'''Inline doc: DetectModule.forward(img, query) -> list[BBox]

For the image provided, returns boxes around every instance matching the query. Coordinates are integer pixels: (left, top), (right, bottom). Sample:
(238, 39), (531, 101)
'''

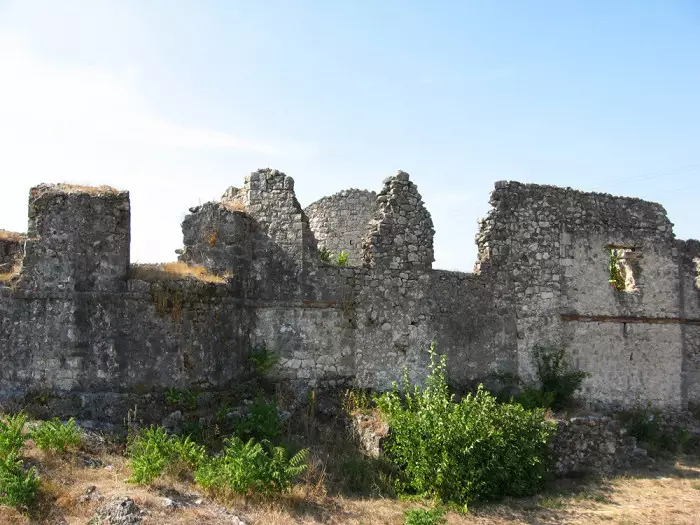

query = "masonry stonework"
(305, 189), (377, 266)
(0, 171), (698, 421)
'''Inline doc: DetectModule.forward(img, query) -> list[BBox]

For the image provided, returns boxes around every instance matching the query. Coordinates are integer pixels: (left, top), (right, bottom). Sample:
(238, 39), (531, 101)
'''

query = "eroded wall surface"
(0, 170), (697, 420)
(305, 189), (377, 266)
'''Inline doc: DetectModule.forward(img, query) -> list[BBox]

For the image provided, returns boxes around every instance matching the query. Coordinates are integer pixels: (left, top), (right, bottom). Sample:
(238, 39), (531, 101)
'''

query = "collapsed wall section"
(221, 169), (318, 300)
(20, 184), (130, 292)
(477, 181), (687, 409)
(0, 230), (24, 274)
(305, 189), (377, 266)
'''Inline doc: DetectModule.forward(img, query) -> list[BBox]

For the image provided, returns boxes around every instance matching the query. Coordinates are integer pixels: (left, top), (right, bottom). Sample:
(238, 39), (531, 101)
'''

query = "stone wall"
(0, 231), (24, 273)
(305, 189), (376, 266)
(0, 170), (698, 421)
(475, 181), (694, 410)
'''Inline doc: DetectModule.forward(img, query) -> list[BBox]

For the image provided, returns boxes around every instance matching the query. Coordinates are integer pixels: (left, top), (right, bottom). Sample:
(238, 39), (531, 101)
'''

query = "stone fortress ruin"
(0, 169), (698, 421)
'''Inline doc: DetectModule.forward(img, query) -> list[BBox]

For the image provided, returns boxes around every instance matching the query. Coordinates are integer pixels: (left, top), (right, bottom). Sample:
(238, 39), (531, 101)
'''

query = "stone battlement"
(0, 169), (698, 421)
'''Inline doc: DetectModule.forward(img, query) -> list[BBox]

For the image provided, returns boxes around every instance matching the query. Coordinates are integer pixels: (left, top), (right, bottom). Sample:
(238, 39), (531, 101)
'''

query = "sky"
(0, 1), (698, 271)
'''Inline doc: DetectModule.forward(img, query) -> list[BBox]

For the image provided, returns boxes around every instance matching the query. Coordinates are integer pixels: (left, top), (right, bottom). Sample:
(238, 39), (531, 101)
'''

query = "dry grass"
(2, 438), (699, 525)
(129, 262), (227, 284)
(0, 230), (24, 242)
(33, 183), (121, 196)
(0, 261), (21, 284)
(220, 200), (247, 212)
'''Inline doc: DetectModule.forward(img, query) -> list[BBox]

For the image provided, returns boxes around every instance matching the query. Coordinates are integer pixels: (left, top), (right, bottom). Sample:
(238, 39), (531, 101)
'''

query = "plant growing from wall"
(248, 343), (279, 375)
(519, 345), (588, 411)
(608, 248), (626, 291)
(336, 250), (350, 267)
(318, 246), (332, 264)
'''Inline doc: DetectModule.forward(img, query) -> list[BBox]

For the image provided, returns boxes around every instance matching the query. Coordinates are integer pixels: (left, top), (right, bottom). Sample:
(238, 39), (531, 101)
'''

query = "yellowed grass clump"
(220, 200), (247, 212)
(0, 229), (24, 242)
(129, 262), (226, 284)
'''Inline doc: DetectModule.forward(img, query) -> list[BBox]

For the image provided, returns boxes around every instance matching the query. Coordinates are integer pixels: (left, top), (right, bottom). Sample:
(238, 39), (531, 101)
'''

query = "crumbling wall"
(21, 184), (130, 293)
(178, 202), (253, 296)
(0, 231), (24, 273)
(0, 170), (697, 421)
(220, 169), (317, 300)
(680, 240), (700, 406)
(476, 181), (688, 409)
(305, 189), (377, 266)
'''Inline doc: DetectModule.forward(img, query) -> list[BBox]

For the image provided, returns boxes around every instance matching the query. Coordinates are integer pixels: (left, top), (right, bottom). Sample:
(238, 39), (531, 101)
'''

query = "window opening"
(607, 247), (637, 293)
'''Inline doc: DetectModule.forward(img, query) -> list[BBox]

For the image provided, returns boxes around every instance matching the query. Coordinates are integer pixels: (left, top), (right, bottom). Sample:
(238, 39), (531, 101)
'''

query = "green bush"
(127, 426), (206, 484)
(528, 345), (587, 410)
(0, 413), (28, 456)
(375, 342), (556, 506)
(249, 344), (279, 375)
(617, 409), (691, 457)
(234, 397), (281, 441)
(403, 507), (447, 525)
(0, 451), (39, 507)
(31, 418), (82, 452)
(195, 437), (308, 498)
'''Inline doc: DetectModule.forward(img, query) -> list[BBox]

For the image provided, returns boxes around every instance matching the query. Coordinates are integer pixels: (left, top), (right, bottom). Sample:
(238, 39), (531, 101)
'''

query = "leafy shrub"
(195, 437), (308, 498)
(165, 388), (199, 410)
(127, 426), (206, 484)
(248, 343), (279, 375)
(617, 408), (691, 457)
(515, 387), (557, 411)
(234, 397), (281, 441)
(375, 342), (556, 506)
(0, 413), (28, 456)
(529, 345), (587, 410)
(0, 451), (39, 507)
(404, 507), (447, 525)
(31, 418), (82, 452)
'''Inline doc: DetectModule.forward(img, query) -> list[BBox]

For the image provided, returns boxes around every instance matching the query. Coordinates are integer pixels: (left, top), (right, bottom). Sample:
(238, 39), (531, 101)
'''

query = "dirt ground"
(1, 436), (698, 525)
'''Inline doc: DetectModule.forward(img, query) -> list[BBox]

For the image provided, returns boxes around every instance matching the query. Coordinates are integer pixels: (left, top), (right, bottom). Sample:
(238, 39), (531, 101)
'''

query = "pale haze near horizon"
(0, 1), (698, 271)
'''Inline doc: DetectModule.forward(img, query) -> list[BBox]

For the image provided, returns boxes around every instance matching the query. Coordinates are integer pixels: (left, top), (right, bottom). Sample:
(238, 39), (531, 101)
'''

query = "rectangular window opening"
(607, 246), (638, 293)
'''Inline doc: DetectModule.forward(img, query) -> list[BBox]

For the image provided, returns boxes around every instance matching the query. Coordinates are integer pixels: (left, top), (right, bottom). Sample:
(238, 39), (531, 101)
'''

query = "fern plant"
(127, 426), (206, 484)
(31, 418), (82, 452)
(195, 437), (308, 497)
(0, 451), (39, 507)
(0, 413), (28, 457)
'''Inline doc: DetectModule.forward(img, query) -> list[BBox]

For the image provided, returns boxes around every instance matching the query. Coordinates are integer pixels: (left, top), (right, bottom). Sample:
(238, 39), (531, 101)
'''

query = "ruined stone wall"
(220, 169), (318, 300)
(476, 181), (691, 409)
(0, 171), (697, 421)
(305, 189), (377, 266)
(0, 231), (24, 273)
(680, 240), (700, 405)
(21, 185), (130, 293)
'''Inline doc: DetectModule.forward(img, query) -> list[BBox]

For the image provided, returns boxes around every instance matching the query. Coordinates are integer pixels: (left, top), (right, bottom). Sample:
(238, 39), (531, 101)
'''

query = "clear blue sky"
(1, 1), (698, 270)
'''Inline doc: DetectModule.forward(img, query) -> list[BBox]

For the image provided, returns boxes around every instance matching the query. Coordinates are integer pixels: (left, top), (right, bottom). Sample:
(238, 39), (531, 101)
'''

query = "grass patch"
(33, 183), (121, 196)
(0, 230), (24, 242)
(129, 262), (226, 284)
